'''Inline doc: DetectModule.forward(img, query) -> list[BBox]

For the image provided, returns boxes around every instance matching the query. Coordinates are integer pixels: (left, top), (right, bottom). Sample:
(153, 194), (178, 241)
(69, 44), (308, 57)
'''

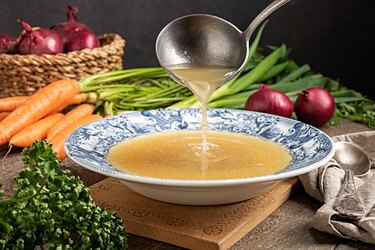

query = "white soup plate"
(65, 108), (334, 205)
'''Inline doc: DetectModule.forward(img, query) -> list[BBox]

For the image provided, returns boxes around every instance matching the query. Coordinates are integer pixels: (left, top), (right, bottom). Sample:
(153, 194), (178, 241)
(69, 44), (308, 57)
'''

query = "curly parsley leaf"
(0, 140), (127, 249)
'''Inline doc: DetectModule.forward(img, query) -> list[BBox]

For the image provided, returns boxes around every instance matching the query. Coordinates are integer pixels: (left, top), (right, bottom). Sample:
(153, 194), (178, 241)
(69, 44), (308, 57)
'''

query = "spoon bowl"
(155, 0), (291, 86)
(334, 141), (370, 176)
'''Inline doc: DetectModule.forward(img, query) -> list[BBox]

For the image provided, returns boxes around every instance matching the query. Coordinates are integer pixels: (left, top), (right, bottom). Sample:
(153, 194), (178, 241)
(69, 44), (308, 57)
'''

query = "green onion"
(77, 21), (375, 128)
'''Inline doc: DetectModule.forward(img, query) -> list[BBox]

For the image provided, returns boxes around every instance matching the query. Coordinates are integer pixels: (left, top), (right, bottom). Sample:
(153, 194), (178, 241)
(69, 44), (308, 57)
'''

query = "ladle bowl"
(156, 0), (291, 85)
(156, 14), (246, 71)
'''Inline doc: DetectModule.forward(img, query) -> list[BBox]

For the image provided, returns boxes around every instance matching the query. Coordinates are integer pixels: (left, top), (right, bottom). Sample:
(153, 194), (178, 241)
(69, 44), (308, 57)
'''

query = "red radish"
(0, 34), (17, 54)
(65, 29), (99, 52)
(51, 5), (91, 45)
(244, 84), (294, 118)
(294, 87), (336, 127)
(17, 20), (63, 55)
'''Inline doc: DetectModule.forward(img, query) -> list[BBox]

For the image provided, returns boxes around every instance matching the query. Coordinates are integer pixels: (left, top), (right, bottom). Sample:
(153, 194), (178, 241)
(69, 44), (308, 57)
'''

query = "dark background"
(1, 0), (374, 100)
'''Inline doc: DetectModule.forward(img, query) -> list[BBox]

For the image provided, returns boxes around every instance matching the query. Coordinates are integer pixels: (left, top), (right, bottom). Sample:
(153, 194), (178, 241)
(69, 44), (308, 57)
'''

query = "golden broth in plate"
(107, 130), (291, 180)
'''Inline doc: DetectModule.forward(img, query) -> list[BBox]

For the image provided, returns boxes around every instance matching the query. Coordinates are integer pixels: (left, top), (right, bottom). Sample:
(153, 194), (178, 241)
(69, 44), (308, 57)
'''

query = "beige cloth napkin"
(299, 130), (375, 244)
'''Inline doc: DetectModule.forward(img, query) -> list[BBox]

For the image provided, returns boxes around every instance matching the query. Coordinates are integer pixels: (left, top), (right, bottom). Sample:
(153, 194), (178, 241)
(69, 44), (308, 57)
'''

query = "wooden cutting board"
(90, 177), (299, 250)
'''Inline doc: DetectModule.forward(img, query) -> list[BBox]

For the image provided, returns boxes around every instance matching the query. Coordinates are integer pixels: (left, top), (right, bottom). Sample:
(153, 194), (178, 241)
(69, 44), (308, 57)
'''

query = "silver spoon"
(333, 141), (371, 218)
(155, 0), (291, 84)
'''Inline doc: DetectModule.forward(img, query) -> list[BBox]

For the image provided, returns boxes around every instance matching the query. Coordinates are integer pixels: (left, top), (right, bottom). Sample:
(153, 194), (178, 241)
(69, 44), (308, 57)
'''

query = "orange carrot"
(49, 114), (102, 160)
(0, 96), (29, 112)
(0, 93), (80, 114)
(70, 93), (88, 105)
(10, 113), (64, 148)
(0, 79), (80, 146)
(52, 93), (88, 113)
(0, 112), (10, 121)
(47, 103), (95, 140)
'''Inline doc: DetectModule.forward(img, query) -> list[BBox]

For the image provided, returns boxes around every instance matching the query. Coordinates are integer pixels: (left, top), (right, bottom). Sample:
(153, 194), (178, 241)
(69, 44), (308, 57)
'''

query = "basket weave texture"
(0, 33), (125, 98)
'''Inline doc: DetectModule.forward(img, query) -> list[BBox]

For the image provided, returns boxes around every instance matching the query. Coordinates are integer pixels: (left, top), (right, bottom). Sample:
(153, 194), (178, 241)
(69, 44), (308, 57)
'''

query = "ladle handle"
(244, 0), (291, 41)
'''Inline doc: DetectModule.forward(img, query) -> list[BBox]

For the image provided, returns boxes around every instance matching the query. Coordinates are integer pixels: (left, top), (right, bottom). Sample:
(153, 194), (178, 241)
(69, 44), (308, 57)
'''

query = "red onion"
(244, 84), (294, 118)
(17, 20), (63, 55)
(294, 87), (336, 127)
(65, 29), (99, 52)
(51, 5), (91, 45)
(0, 34), (17, 54)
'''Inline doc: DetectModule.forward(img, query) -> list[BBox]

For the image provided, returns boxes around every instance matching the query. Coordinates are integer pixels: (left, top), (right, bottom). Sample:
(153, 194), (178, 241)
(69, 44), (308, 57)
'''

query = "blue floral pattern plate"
(65, 108), (334, 205)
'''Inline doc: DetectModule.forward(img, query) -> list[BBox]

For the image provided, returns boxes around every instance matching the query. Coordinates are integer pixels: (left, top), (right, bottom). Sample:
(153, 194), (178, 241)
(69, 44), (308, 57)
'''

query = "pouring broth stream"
(168, 64), (236, 152)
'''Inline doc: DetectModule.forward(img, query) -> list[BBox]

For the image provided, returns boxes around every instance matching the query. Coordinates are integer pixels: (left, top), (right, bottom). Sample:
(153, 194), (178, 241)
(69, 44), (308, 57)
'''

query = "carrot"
(47, 103), (95, 140)
(0, 112), (10, 121)
(52, 93), (88, 113)
(49, 114), (102, 160)
(0, 96), (29, 112)
(70, 93), (88, 105)
(9, 113), (64, 148)
(0, 79), (80, 146)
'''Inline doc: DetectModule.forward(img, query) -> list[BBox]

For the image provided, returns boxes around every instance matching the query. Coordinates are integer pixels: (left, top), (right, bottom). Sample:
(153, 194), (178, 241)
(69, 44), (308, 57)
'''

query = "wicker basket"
(0, 33), (125, 98)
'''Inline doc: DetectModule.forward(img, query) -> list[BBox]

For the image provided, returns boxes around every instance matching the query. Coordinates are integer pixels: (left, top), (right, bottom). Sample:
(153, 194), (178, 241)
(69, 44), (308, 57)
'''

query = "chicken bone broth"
(167, 65), (237, 152)
(107, 130), (292, 180)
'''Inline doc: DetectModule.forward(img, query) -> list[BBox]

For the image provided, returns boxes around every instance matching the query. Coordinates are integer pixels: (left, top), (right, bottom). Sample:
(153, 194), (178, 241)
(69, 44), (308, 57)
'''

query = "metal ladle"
(155, 0), (291, 85)
(333, 141), (371, 218)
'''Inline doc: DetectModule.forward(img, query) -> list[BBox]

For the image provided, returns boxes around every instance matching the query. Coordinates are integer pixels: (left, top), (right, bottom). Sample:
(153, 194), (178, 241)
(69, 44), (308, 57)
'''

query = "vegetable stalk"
(76, 23), (375, 128)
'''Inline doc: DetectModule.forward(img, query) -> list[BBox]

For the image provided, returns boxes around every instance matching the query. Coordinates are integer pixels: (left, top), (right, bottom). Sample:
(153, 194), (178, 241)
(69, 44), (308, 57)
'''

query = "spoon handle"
(333, 170), (366, 218)
(244, 0), (291, 41)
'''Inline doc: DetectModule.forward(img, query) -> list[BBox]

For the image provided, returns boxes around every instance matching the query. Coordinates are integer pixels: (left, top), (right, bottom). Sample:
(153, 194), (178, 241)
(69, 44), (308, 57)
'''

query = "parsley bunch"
(0, 140), (127, 249)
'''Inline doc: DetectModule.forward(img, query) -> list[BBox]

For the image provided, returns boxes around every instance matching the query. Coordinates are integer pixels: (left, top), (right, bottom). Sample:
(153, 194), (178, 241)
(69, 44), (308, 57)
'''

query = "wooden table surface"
(1, 118), (374, 250)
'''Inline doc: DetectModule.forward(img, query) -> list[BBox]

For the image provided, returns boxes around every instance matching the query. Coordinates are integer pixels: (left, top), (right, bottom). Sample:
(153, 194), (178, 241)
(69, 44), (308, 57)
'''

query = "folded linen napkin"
(299, 130), (375, 244)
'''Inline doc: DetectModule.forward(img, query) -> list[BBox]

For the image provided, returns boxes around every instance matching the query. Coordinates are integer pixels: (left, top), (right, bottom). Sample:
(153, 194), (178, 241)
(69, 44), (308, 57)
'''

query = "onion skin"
(51, 5), (91, 45)
(244, 84), (294, 118)
(17, 20), (63, 55)
(65, 30), (99, 52)
(52, 22), (90, 45)
(294, 87), (336, 127)
(0, 34), (17, 54)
